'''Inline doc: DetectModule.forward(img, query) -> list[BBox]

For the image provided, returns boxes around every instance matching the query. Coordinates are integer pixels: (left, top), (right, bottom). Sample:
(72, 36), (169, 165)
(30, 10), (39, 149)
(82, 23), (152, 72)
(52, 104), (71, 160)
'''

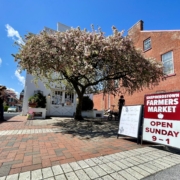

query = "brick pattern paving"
(1, 147), (180, 180)
(0, 129), (62, 135)
(0, 115), (180, 179)
(0, 116), (54, 131)
(0, 116), (143, 177)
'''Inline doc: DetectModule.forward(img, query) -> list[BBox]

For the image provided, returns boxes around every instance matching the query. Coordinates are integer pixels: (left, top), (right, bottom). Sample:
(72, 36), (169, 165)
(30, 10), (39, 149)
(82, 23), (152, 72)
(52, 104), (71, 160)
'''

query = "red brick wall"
(93, 93), (119, 111)
(93, 21), (180, 110)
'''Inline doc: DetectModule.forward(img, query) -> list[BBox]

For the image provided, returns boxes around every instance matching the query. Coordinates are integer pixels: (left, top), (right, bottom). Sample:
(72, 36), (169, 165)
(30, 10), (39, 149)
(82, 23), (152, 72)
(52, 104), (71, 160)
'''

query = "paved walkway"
(0, 115), (180, 179)
(0, 128), (62, 135)
(1, 147), (180, 180)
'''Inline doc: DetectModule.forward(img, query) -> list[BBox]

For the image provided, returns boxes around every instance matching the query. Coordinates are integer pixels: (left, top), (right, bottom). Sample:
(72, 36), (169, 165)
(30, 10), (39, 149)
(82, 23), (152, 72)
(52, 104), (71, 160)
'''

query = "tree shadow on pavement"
(52, 118), (120, 140)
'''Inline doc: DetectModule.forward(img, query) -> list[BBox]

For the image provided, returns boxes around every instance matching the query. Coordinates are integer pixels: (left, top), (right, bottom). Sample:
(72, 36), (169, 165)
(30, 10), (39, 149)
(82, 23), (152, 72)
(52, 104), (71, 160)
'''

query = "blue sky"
(0, 0), (180, 97)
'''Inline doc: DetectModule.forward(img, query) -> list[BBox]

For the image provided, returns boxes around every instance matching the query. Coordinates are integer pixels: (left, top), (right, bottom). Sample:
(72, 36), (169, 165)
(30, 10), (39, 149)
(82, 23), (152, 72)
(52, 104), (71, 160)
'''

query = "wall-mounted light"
(48, 94), (51, 97)
(76, 97), (79, 103)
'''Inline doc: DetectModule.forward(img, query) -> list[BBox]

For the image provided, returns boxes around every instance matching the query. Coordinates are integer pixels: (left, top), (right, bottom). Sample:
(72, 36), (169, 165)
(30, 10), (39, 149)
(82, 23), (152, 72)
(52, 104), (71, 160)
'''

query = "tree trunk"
(75, 94), (84, 120)
(71, 82), (85, 121)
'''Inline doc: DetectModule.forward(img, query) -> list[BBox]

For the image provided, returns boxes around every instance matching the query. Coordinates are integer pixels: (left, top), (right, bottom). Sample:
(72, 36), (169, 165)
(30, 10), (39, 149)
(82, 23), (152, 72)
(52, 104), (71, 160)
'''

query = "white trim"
(161, 51), (174, 75)
(28, 108), (46, 119)
(143, 38), (151, 51)
(141, 30), (180, 32)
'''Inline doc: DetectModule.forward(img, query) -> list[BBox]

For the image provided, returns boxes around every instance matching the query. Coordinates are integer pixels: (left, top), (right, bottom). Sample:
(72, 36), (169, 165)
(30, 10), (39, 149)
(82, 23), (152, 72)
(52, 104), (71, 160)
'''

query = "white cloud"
(15, 70), (25, 86)
(0, 58), (2, 66)
(7, 87), (19, 98)
(5, 24), (24, 44)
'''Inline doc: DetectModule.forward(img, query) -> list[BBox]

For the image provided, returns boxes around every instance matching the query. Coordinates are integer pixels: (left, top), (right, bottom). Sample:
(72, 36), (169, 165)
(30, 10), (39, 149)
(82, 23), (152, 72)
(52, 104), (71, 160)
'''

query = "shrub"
(82, 96), (94, 111)
(4, 105), (9, 112)
(28, 92), (46, 108)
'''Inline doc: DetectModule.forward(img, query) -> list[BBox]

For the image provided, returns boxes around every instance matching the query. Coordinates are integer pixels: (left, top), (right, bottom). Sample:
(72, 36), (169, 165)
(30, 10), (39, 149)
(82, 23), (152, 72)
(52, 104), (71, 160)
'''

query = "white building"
(22, 74), (78, 117)
(22, 22), (93, 117)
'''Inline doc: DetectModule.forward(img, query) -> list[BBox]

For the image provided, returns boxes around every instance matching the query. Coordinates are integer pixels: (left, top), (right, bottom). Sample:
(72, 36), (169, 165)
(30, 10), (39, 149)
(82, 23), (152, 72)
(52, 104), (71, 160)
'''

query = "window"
(114, 80), (119, 88)
(65, 92), (74, 106)
(51, 91), (63, 105)
(143, 38), (151, 51)
(162, 51), (174, 75)
(34, 90), (43, 95)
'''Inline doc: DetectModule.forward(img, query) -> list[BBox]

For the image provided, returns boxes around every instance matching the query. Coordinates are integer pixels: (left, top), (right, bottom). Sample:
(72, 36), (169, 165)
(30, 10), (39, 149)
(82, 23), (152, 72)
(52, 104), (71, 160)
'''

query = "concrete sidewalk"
(0, 116), (180, 179)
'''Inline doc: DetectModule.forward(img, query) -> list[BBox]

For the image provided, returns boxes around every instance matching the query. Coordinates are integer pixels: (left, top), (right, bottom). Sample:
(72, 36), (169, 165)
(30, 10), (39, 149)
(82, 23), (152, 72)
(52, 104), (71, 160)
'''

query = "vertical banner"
(118, 105), (142, 138)
(143, 92), (180, 149)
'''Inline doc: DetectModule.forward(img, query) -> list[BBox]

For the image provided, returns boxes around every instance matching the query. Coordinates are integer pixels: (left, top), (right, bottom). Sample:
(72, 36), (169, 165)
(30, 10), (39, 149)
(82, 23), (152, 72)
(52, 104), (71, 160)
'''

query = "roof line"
(141, 30), (180, 32)
(128, 20), (143, 32)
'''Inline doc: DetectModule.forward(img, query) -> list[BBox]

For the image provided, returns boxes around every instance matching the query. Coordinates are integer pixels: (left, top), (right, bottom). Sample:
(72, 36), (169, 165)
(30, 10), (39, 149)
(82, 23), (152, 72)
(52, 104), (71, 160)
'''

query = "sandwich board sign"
(142, 91), (180, 149)
(118, 105), (143, 138)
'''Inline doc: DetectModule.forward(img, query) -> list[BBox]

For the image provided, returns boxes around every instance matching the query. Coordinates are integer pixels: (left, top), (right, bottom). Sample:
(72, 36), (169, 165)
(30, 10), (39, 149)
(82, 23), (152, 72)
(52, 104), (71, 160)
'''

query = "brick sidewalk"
(0, 115), (146, 177)
(0, 116), (53, 131)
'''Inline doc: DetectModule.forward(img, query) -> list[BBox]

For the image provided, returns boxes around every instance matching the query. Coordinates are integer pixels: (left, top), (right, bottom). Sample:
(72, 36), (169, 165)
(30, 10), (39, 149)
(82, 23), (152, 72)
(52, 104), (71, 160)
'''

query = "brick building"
(4, 89), (19, 106)
(93, 20), (180, 111)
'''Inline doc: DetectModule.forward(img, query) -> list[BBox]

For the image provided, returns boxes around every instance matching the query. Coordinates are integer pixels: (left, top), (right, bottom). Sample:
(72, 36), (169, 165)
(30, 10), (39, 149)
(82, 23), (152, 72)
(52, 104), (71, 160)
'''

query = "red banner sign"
(143, 91), (180, 149)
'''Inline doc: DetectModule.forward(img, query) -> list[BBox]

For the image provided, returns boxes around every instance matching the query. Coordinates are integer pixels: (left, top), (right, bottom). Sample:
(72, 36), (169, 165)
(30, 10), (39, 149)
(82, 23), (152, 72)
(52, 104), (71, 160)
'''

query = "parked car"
(7, 106), (17, 112)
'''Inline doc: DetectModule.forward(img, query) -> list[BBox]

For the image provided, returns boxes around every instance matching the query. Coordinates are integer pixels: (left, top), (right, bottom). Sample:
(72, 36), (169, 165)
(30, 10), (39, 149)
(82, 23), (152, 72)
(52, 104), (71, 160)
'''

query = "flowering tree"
(13, 26), (163, 120)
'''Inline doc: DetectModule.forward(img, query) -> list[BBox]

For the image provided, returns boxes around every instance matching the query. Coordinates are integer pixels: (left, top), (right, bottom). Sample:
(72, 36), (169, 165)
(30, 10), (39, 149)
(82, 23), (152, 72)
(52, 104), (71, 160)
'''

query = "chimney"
(128, 20), (144, 43)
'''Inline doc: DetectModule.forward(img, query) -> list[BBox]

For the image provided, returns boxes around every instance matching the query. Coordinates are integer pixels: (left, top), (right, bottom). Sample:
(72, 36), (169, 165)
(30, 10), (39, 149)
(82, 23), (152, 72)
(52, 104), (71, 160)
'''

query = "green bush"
(28, 92), (46, 108)
(4, 106), (9, 112)
(82, 96), (94, 111)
